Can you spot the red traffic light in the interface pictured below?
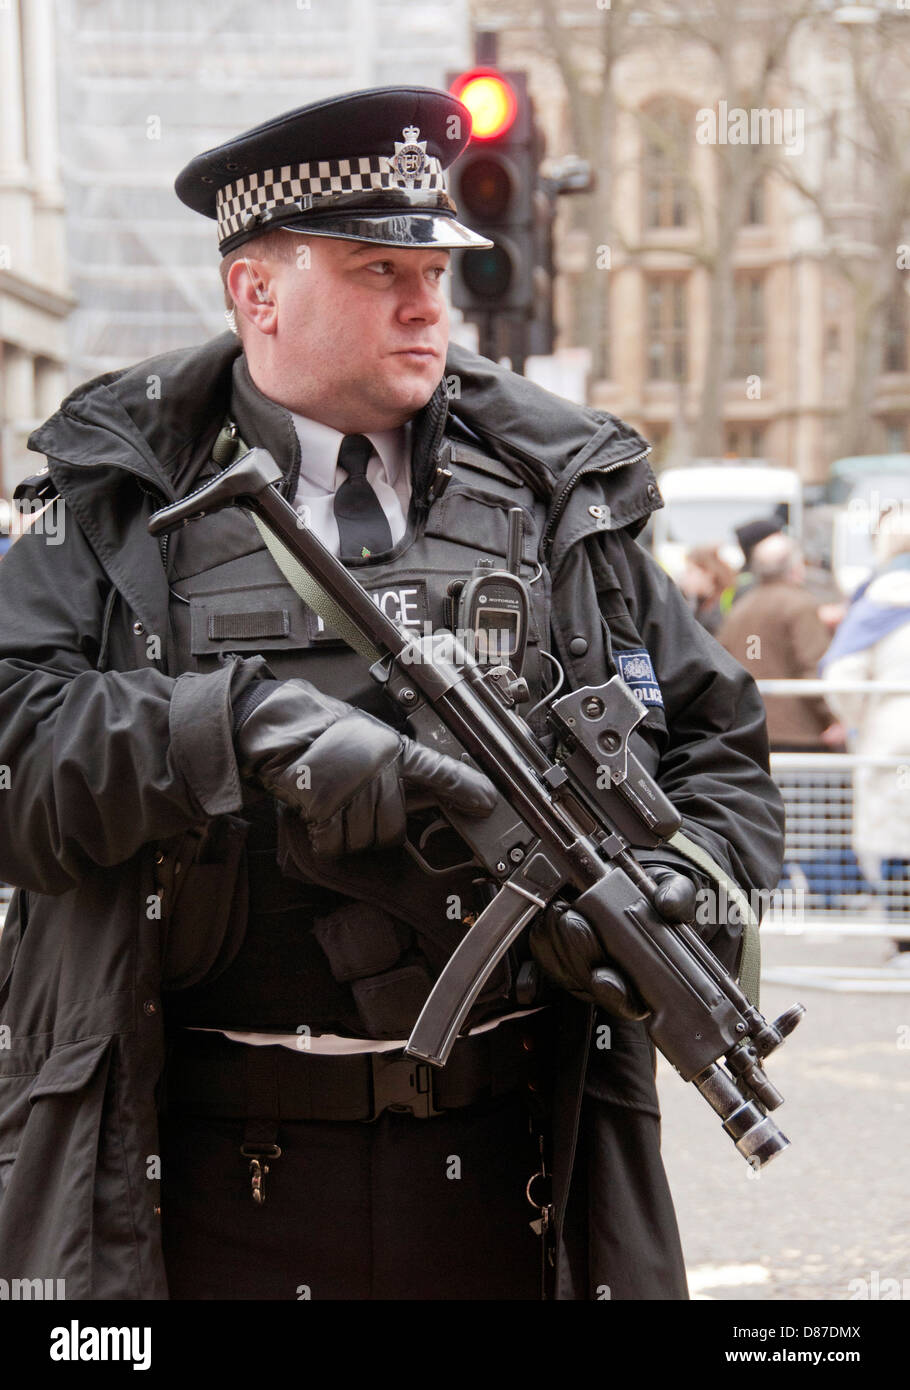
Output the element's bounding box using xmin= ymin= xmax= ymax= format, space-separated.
xmin=450 ymin=68 xmax=518 ymax=141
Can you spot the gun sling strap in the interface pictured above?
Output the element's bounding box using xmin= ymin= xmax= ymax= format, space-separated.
xmin=212 ymin=423 xmax=762 ymax=1007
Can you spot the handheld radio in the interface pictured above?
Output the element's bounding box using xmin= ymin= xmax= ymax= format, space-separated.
xmin=446 ymin=508 xmax=530 ymax=673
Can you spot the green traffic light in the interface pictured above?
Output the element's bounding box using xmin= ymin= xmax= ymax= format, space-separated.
xmin=462 ymin=245 xmax=514 ymax=300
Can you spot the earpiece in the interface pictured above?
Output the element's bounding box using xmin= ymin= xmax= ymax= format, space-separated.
xmin=243 ymin=257 xmax=269 ymax=304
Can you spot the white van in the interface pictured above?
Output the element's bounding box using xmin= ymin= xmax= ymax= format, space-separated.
xmin=651 ymin=460 xmax=803 ymax=580
xmin=816 ymin=455 xmax=910 ymax=597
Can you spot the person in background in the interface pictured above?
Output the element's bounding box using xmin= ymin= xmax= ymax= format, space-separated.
xmin=717 ymin=532 xmax=844 ymax=753
xmin=680 ymin=546 xmax=737 ymax=634
xmin=821 ymin=510 xmax=910 ymax=963
xmin=0 ymin=502 xmax=13 ymax=558
xmin=729 ymin=516 xmax=782 ymax=607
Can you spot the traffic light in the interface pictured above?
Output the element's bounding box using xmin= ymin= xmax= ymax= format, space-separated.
xmin=447 ymin=68 xmax=536 ymax=317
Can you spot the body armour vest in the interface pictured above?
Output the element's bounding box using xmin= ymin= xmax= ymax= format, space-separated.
xmin=161 ymin=393 xmax=554 ymax=1038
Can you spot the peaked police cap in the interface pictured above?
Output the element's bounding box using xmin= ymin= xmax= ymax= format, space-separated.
xmin=175 ymin=85 xmax=494 ymax=254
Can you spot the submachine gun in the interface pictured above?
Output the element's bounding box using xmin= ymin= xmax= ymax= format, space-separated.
xmin=149 ymin=447 xmax=804 ymax=1168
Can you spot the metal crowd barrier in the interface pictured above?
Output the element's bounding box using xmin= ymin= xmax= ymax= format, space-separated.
xmin=758 ymin=679 xmax=909 ymax=941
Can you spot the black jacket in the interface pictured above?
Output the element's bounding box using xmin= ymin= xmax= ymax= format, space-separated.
xmin=0 ymin=334 xmax=785 ymax=1298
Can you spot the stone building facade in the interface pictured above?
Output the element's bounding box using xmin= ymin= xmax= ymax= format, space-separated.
xmin=0 ymin=0 xmax=72 ymax=497
xmin=476 ymin=4 xmax=910 ymax=483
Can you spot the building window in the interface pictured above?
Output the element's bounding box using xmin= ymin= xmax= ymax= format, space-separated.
xmin=746 ymin=182 xmax=764 ymax=226
xmin=641 ymin=100 xmax=690 ymax=231
xmin=746 ymin=176 xmax=764 ymax=226
xmin=827 ymin=108 xmax=840 ymax=162
xmin=733 ymin=274 xmax=765 ymax=378
xmin=883 ymin=291 xmax=908 ymax=374
xmin=646 ymin=277 xmax=688 ymax=381
xmin=725 ymin=424 xmax=766 ymax=458
xmin=743 ymin=146 xmax=764 ymax=225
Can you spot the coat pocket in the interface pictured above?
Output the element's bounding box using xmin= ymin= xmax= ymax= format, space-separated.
xmin=0 ymin=1035 xmax=123 ymax=1298
xmin=583 ymin=1015 xmax=661 ymax=1116
xmin=157 ymin=815 xmax=250 ymax=991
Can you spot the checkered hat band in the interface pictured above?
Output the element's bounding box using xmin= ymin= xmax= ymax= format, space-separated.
xmin=216 ymin=156 xmax=447 ymax=242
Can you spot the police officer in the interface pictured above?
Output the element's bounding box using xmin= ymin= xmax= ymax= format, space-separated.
xmin=0 ymin=86 xmax=785 ymax=1301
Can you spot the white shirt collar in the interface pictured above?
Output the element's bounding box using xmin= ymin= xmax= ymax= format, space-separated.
xmin=289 ymin=412 xmax=410 ymax=493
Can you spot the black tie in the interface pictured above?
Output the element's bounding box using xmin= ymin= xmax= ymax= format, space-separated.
xmin=333 ymin=434 xmax=394 ymax=561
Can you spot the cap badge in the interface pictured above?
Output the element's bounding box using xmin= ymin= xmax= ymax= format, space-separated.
xmin=386 ymin=126 xmax=431 ymax=186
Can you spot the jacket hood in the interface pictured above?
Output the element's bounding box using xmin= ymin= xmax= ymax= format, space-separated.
xmin=445 ymin=342 xmax=654 ymax=498
xmin=26 ymin=334 xmax=244 ymax=503
xmin=25 ymin=334 xmax=660 ymax=536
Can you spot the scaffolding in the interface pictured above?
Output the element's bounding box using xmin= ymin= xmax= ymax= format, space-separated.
xmin=56 ymin=0 xmax=471 ymax=383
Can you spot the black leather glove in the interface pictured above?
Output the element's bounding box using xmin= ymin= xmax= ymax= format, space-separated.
xmin=528 ymin=865 xmax=698 ymax=1020
xmin=232 ymin=678 xmax=497 ymax=858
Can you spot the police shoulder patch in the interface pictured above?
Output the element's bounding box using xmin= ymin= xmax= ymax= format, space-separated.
xmin=616 ymin=648 xmax=664 ymax=707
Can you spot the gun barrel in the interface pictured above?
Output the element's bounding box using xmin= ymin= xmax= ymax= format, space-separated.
xmin=693 ymin=1063 xmax=790 ymax=1168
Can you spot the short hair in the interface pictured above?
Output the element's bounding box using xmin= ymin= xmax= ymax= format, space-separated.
xmin=219 ymin=228 xmax=307 ymax=311
xmin=751 ymin=533 xmax=801 ymax=583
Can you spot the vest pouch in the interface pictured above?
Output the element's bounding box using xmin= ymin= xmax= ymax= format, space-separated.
xmin=158 ymin=814 xmax=250 ymax=992
xmin=423 ymin=484 xmax=538 ymax=566
xmin=312 ymin=902 xmax=412 ymax=983
xmin=311 ymin=882 xmax=446 ymax=1038
xmin=277 ymin=807 xmax=517 ymax=1030
xmin=350 ymin=964 xmax=435 ymax=1040
xmin=278 ymin=807 xmax=483 ymax=974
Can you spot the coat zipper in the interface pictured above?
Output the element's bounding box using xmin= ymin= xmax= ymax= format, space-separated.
xmin=541 ymin=443 xmax=649 ymax=1290
xmin=542 ymin=446 xmax=651 ymax=554
xmin=550 ymin=1003 xmax=594 ymax=1297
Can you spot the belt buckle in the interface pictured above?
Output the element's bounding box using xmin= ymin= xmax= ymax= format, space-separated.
xmin=370 ymin=1052 xmax=442 ymax=1120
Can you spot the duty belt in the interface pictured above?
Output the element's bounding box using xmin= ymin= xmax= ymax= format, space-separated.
xmin=163 ymin=1011 xmax=552 ymax=1123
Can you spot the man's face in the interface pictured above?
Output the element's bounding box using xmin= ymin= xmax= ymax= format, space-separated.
xmin=244 ymin=234 xmax=451 ymax=432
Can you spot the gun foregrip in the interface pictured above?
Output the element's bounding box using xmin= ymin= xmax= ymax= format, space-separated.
xmin=572 ymin=869 xmax=744 ymax=1079
xmin=615 ymin=746 xmax=682 ymax=840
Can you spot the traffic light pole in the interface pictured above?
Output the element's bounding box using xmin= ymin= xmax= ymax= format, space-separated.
xmin=477 ymin=311 xmax=530 ymax=376
xmin=448 ymin=57 xmax=591 ymax=377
